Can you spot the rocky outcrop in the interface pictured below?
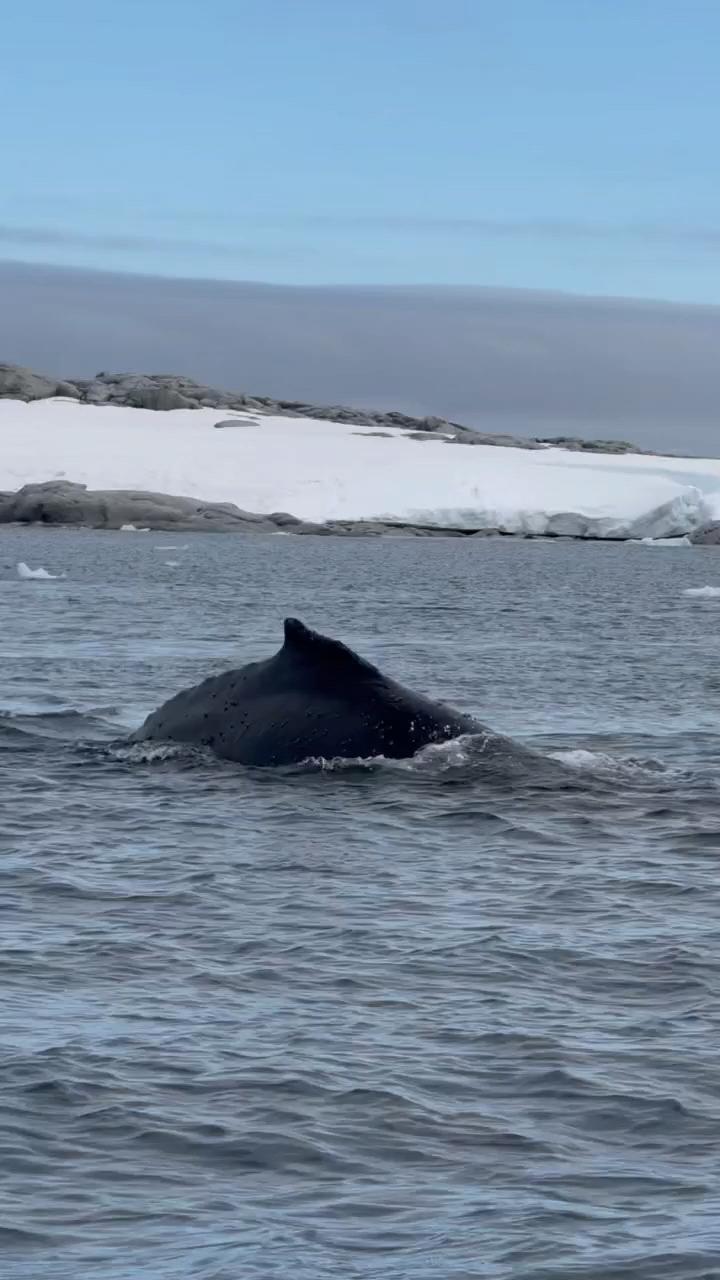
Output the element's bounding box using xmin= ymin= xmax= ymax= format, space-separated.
xmin=0 ymin=481 xmax=500 ymax=537
xmin=0 ymin=362 xmax=656 ymax=455
xmin=0 ymin=363 xmax=80 ymax=402
xmin=690 ymin=522 xmax=720 ymax=545
xmin=534 ymin=435 xmax=648 ymax=455
xmin=3 ymin=480 xmax=715 ymax=542
xmin=0 ymin=481 xmax=292 ymax=533
xmin=4 ymin=479 xmax=711 ymax=542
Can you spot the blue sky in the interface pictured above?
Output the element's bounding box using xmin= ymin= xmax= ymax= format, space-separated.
xmin=2 ymin=0 xmax=719 ymax=301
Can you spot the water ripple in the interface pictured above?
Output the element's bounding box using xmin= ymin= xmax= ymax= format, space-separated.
xmin=1 ymin=531 xmax=719 ymax=1278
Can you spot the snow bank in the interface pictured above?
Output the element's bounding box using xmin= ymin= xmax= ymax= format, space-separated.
xmin=2 ymin=398 xmax=720 ymax=539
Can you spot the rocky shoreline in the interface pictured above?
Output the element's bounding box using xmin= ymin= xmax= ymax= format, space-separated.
xmin=0 ymin=480 xmax=508 ymax=538
xmin=2 ymin=480 xmax=718 ymax=543
xmin=2 ymin=361 xmax=717 ymax=543
xmin=0 ymin=362 xmax=654 ymax=455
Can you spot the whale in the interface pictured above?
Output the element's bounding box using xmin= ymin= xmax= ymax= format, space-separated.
xmin=130 ymin=617 xmax=482 ymax=766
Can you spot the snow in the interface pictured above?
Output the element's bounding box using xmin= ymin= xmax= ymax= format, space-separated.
xmin=2 ymin=397 xmax=720 ymax=539
xmin=634 ymin=535 xmax=693 ymax=547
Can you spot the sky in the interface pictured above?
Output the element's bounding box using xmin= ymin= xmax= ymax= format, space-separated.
xmin=2 ymin=0 xmax=720 ymax=302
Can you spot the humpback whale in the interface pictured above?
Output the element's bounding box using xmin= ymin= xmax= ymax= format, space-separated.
xmin=130 ymin=617 xmax=481 ymax=766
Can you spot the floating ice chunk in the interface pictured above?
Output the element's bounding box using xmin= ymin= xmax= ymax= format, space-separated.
xmin=17 ymin=562 xmax=63 ymax=580
xmin=683 ymin=585 xmax=720 ymax=598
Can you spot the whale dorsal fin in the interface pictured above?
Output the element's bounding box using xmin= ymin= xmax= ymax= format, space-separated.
xmin=282 ymin=618 xmax=380 ymax=677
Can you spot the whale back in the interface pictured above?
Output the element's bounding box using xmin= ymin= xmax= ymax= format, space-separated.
xmin=132 ymin=617 xmax=479 ymax=765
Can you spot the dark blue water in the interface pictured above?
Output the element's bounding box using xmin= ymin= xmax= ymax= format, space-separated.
xmin=2 ymin=529 xmax=720 ymax=1280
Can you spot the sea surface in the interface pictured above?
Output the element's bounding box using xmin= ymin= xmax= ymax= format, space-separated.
xmin=2 ymin=529 xmax=720 ymax=1280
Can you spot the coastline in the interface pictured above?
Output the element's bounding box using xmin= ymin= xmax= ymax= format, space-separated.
xmin=2 ymin=364 xmax=719 ymax=544
xmin=2 ymin=480 xmax=717 ymax=543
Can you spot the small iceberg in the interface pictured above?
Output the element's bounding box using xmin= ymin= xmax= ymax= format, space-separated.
xmin=683 ymin=585 xmax=720 ymax=598
xmin=17 ymin=562 xmax=64 ymax=580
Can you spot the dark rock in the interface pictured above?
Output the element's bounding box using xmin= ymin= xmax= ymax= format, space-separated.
xmin=292 ymin=522 xmax=335 ymax=536
xmin=690 ymin=522 xmax=720 ymax=545
xmin=418 ymin=415 xmax=453 ymax=432
xmin=10 ymin=481 xmax=107 ymax=526
xmin=0 ymin=481 xmax=281 ymax=533
xmin=267 ymin=511 xmax=303 ymax=526
xmin=0 ymin=490 xmax=15 ymax=521
xmin=452 ymin=431 xmax=541 ymax=450
xmin=73 ymin=372 xmax=242 ymax=412
xmin=79 ymin=381 xmax=112 ymax=404
xmin=323 ymin=521 xmax=390 ymax=537
xmin=0 ymin=363 xmax=80 ymax=401
xmin=125 ymin=386 xmax=196 ymax=411
xmin=535 ymin=434 xmax=649 ymax=455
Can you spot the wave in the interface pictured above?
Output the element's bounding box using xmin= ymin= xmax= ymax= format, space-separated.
xmin=0 ymin=705 xmax=122 ymax=744
xmin=1 ymin=713 xmax=690 ymax=794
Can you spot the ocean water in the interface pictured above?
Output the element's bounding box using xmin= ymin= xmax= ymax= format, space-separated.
xmin=2 ymin=528 xmax=720 ymax=1280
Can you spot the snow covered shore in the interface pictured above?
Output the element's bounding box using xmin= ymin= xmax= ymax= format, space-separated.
xmin=2 ymin=398 xmax=720 ymax=540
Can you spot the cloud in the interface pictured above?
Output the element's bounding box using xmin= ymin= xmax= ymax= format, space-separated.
xmin=4 ymin=217 xmax=720 ymax=256
xmin=0 ymin=223 xmax=277 ymax=258
xmin=1 ymin=259 xmax=719 ymax=455
xmin=285 ymin=215 xmax=720 ymax=249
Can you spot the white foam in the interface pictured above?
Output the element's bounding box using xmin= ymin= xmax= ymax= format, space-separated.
xmin=16 ymin=562 xmax=64 ymax=580
xmin=550 ymin=748 xmax=666 ymax=777
xmin=164 ymin=560 xmax=180 ymax=567
xmin=683 ymin=585 xmax=720 ymax=598
xmin=153 ymin=544 xmax=189 ymax=551
xmin=107 ymin=741 xmax=193 ymax=764
xmin=2 ymin=397 xmax=720 ymax=538
xmin=408 ymin=734 xmax=488 ymax=770
xmin=551 ymin=748 xmax=613 ymax=770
